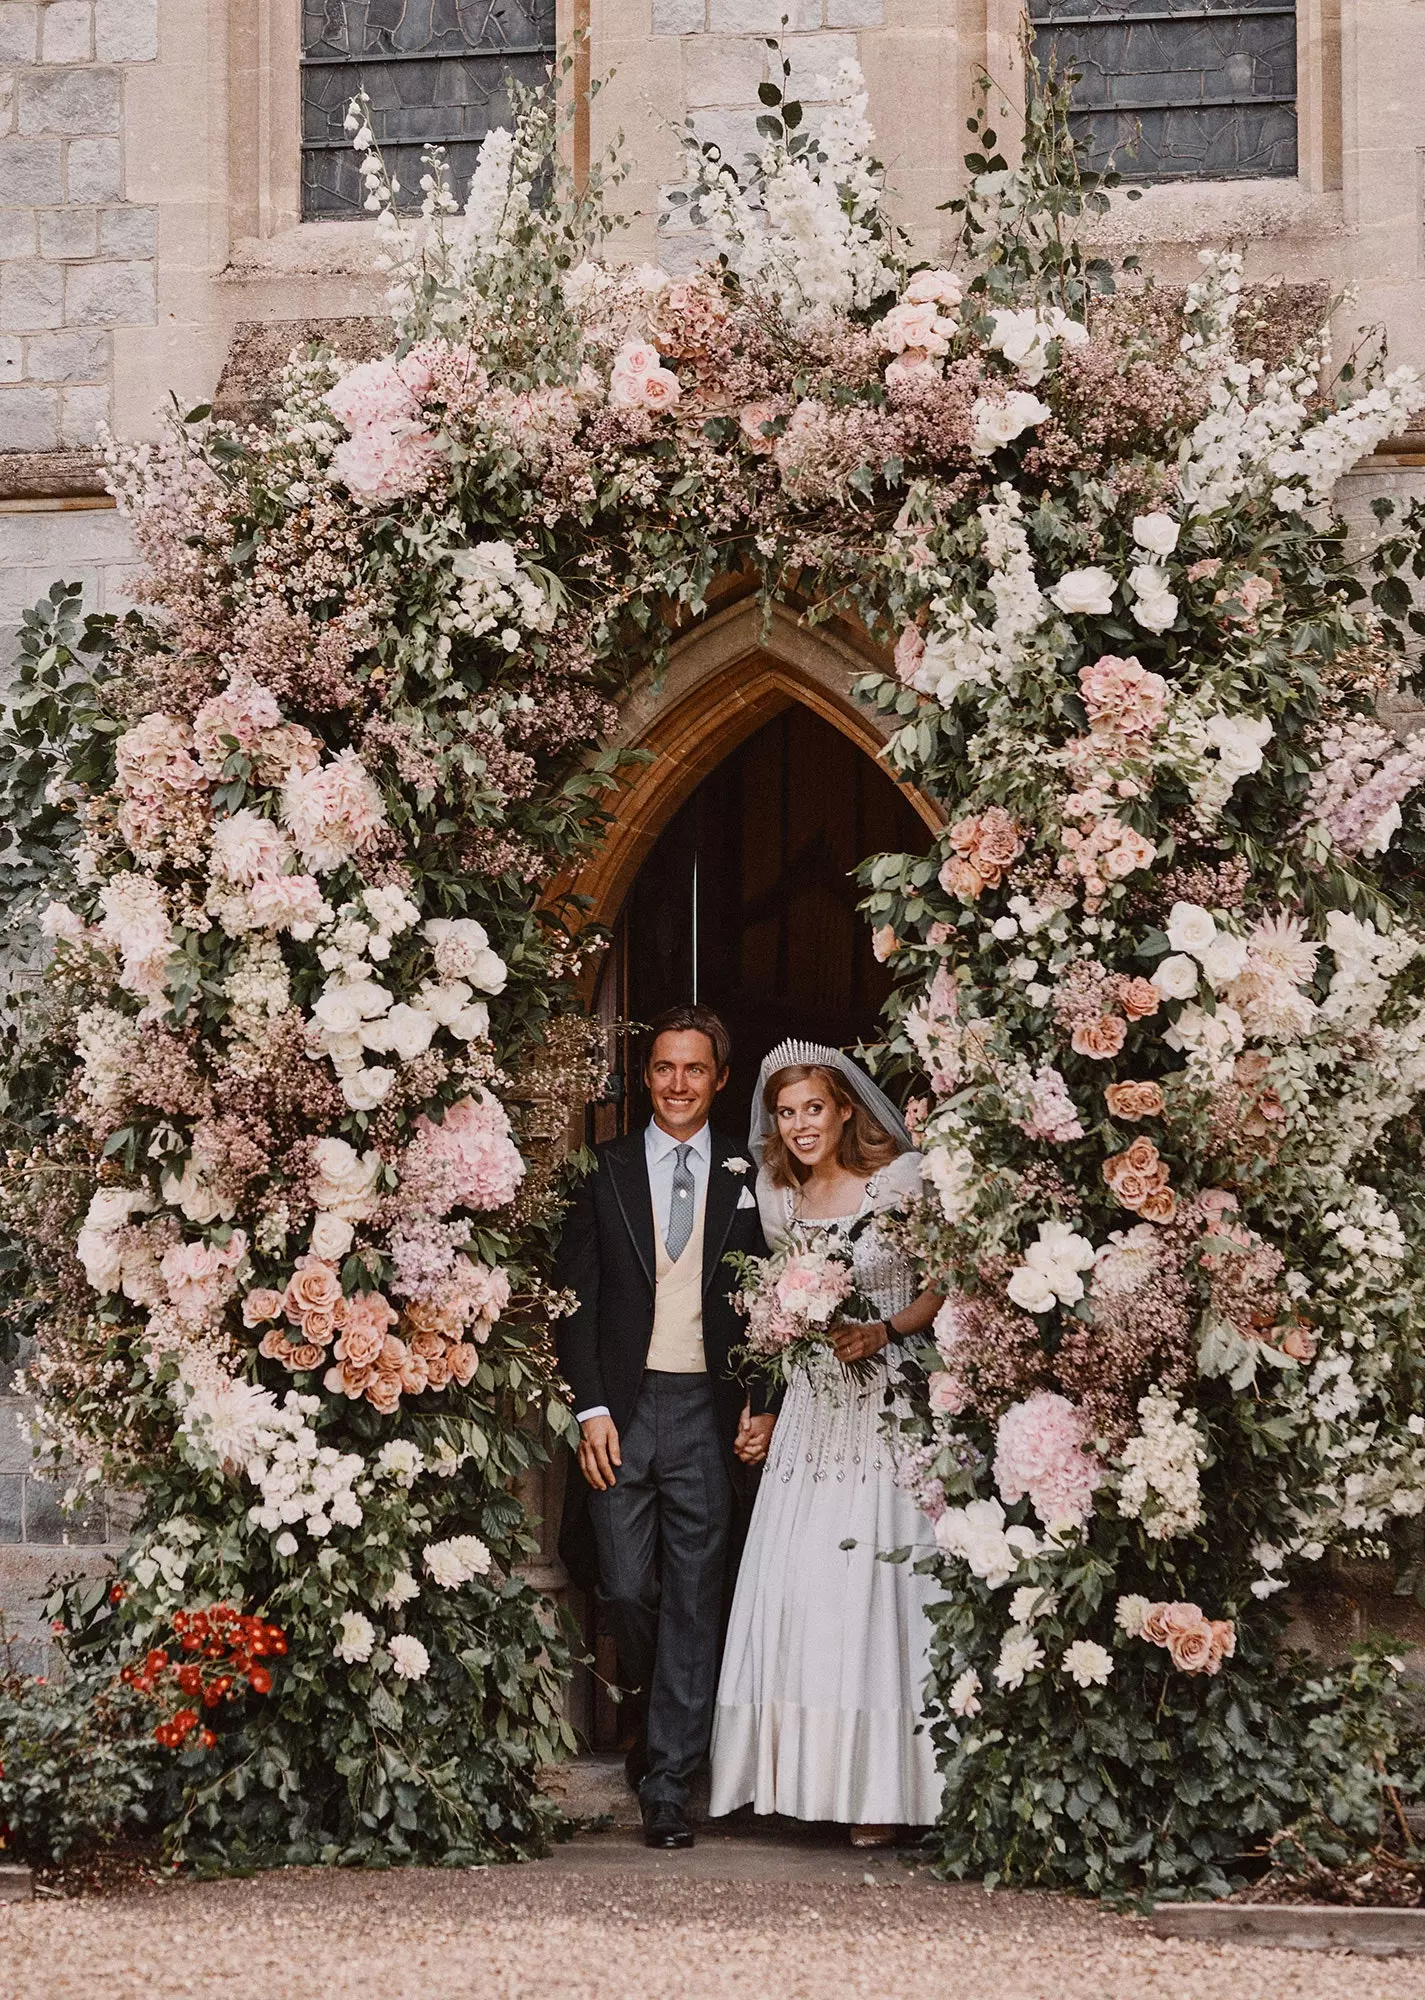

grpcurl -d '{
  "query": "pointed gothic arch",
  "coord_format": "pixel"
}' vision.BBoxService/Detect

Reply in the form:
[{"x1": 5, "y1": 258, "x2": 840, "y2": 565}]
[{"x1": 573, "y1": 595, "x2": 942, "y2": 941}]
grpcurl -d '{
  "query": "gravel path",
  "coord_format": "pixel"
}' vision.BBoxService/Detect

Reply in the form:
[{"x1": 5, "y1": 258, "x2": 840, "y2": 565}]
[{"x1": 6, "y1": 1837, "x2": 1425, "y2": 2000}]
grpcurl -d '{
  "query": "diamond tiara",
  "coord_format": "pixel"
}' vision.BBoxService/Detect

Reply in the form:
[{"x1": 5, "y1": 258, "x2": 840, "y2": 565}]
[{"x1": 759, "y1": 1038, "x2": 844, "y2": 1078}]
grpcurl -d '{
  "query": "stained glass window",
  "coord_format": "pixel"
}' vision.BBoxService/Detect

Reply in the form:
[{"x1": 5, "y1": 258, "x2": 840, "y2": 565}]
[
  {"x1": 301, "y1": 1, "x2": 556, "y2": 220},
  {"x1": 1028, "y1": 0, "x2": 1297, "y2": 180}
]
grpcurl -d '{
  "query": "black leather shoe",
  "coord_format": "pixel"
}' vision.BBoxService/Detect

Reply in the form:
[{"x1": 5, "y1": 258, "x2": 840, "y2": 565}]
[
  {"x1": 641, "y1": 1799, "x2": 695, "y2": 1850},
  {"x1": 624, "y1": 1737, "x2": 650, "y2": 1794}
]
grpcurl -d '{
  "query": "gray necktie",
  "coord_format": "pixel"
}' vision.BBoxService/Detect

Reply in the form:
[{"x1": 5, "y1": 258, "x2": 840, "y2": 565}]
[{"x1": 665, "y1": 1142, "x2": 695, "y2": 1261}]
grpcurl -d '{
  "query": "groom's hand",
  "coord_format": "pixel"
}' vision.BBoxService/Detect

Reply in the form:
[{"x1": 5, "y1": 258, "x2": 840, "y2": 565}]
[
  {"x1": 735, "y1": 1409, "x2": 776, "y2": 1466},
  {"x1": 578, "y1": 1414, "x2": 622, "y2": 1491}
]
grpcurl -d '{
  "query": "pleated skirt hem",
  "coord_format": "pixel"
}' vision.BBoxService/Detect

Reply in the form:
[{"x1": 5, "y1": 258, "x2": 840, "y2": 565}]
[{"x1": 708, "y1": 1698, "x2": 943, "y2": 1826}]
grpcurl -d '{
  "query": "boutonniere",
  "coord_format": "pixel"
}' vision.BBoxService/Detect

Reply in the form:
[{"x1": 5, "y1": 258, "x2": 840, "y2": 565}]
[{"x1": 723, "y1": 1156, "x2": 751, "y2": 1174}]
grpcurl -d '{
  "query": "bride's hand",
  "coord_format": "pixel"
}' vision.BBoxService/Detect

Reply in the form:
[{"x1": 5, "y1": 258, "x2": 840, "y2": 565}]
[{"x1": 831, "y1": 1320, "x2": 888, "y2": 1363}]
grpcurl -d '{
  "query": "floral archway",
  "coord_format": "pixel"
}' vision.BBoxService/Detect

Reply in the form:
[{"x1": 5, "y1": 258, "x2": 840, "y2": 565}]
[{"x1": 5, "y1": 54, "x2": 1425, "y2": 1894}]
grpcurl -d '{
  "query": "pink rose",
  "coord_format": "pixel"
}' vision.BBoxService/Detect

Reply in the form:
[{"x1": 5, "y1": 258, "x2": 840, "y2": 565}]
[{"x1": 242, "y1": 1288, "x2": 285, "y2": 1327}]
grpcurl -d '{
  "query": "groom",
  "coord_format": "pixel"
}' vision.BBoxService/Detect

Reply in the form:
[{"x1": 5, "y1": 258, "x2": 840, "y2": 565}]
[{"x1": 554, "y1": 1004, "x2": 774, "y2": 1849}]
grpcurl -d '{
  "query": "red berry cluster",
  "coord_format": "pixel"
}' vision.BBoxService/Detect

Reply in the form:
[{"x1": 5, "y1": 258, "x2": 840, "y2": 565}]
[{"x1": 119, "y1": 1604, "x2": 287, "y2": 1750}]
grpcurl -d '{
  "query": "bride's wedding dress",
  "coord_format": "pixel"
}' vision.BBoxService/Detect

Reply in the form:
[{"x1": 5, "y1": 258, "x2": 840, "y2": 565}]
[{"x1": 709, "y1": 1150, "x2": 943, "y2": 1826}]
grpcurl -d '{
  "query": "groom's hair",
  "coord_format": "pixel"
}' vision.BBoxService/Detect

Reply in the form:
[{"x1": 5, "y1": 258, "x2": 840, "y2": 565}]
[{"x1": 645, "y1": 1004, "x2": 732, "y2": 1078}]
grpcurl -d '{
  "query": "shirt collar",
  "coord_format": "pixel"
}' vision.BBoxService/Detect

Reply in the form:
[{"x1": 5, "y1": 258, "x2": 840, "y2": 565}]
[{"x1": 645, "y1": 1119, "x2": 713, "y2": 1165}]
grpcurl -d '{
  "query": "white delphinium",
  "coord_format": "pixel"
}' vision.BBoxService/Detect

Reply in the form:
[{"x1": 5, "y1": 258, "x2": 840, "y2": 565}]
[
  {"x1": 387, "y1": 1634, "x2": 431, "y2": 1682},
  {"x1": 1061, "y1": 1640, "x2": 1114, "y2": 1688},
  {"x1": 1268, "y1": 367, "x2": 1425, "y2": 506},
  {"x1": 994, "y1": 1629, "x2": 1045, "y2": 1691},
  {"x1": 1117, "y1": 1389, "x2": 1207, "y2": 1540},
  {"x1": 900, "y1": 487, "x2": 1046, "y2": 710},
  {"x1": 335, "y1": 1610, "x2": 378, "y2": 1664},
  {"x1": 423, "y1": 1535, "x2": 493, "y2": 1589},
  {"x1": 985, "y1": 306, "x2": 1088, "y2": 386},
  {"x1": 240, "y1": 1392, "x2": 365, "y2": 1542}
]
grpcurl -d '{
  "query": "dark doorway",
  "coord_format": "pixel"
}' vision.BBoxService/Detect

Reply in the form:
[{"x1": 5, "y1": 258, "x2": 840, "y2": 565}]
[{"x1": 595, "y1": 703, "x2": 931, "y2": 1144}]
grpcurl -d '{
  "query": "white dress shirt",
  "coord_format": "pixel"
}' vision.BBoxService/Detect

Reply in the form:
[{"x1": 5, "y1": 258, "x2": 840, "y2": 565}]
[{"x1": 575, "y1": 1119, "x2": 713, "y2": 1425}]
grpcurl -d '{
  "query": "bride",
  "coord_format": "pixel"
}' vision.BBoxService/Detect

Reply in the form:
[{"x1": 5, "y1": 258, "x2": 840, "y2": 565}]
[{"x1": 709, "y1": 1040, "x2": 944, "y2": 1844}]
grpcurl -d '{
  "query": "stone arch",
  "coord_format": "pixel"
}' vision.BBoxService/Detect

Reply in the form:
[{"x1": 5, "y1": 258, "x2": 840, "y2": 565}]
[{"x1": 573, "y1": 593, "x2": 942, "y2": 938}]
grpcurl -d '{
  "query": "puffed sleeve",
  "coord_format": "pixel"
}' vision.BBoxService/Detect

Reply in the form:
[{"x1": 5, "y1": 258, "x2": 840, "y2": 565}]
[
  {"x1": 756, "y1": 1166, "x2": 793, "y2": 1248},
  {"x1": 869, "y1": 1147, "x2": 925, "y2": 1213}
]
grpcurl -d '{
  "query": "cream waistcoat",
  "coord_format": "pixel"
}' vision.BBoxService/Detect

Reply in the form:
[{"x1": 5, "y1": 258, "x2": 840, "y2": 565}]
[{"x1": 646, "y1": 1183, "x2": 708, "y2": 1374}]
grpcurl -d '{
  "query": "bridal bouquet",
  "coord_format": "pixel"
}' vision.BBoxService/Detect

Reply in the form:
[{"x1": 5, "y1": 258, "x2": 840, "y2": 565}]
[{"x1": 728, "y1": 1225, "x2": 879, "y2": 1391}]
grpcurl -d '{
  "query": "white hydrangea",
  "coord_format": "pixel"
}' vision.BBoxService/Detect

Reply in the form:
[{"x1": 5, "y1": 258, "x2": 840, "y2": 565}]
[
  {"x1": 1117, "y1": 1388, "x2": 1206, "y2": 1540},
  {"x1": 1006, "y1": 1220, "x2": 1095, "y2": 1314}
]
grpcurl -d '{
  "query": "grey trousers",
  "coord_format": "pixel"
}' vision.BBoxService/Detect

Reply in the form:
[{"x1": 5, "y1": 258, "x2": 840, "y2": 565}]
[{"x1": 588, "y1": 1372, "x2": 732, "y2": 1808}]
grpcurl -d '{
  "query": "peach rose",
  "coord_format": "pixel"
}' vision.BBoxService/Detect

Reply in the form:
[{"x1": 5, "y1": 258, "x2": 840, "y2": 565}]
[
  {"x1": 399, "y1": 1350, "x2": 430, "y2": 1397},
  {"x1": 1104, "y1": 1081, "x2": 1164, "y2": 1121},
  {"x1": 408, "y1": 1327, "x2": 446, "y2": 1363},
  {"x1": 1118, "y1": 978, "x2": 1161, "y2": 1022},
  {"x1": 1208, "y1": 1620, "x2": 1236, "y2": 1669},
  {"x1": 1137, "y1": 1187, "x2": 1178, "y2": 1224},
  {"x1": 377, "y1": 1333, "x2": 409, "y2": 1376},
  {"x1": 448, "y1": 1342, "x2": 479, "y2": 1386},
  {"x1": 423, "y1": 1350, "x2": 453, "y2": 1392},
  {"x1": 1140, "y1": 1602, "x2": 1177, "y2": 1647},
  {"x1": 323, "y1": 1358, "x2": 374, "y2": 1401},
  {"x1": 975, "y1": 808, "x2": 1023, "y2": 870},
  {"x1": 940, "y1": 855, "x2": 987, "y2": 902},
  {"x1": 1166, "y1": 1617, "x2": 1218, "y2": 1675},
  {"x1": 738, "y1": 400, "x2": 780, "y2": 454},
  {"x1": 299, "y1": 1304, "x2": 343, "y2": 1347},
  {"x1": 284, "y1": 1342, "x2": 323, "y2": 1372},
  {"x1": 345, "y1": 1291, "x2": 398, "y2": 1346},
  {"x1": 366, "y1": 1373, "x2": 403, "y2": 1415},
  {"x1": 336, "y1": 1320, "x2": 386, "y2": 1369},
  {"x1": 258, "y1": 1327, "x2": 295, "y2": 1361},
  {"x1": 243, "y1": 1288, "x2": 285, "y2": 1327},
  {"x1": 284, "y1": 1255, "x2": 343, "y2": 1325},
  {"x1": 1123, "y1": 1137, "x2": 1160, "y2": 1176},
  {"x1": 1072, "y1": 1014, "x2": 1128, "y2": 1060}
]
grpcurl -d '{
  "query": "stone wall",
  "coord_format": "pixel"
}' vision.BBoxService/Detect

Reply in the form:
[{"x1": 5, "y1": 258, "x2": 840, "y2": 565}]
[{"x1": 0, "y1": 0, "x2": 159, "y2": 456}]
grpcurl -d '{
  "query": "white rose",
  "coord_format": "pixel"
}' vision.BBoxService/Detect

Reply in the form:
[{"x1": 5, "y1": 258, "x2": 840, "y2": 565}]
[
  {"x1": 969, "y1": 390, "x2": 1052, "y2": 457},
  {"x1": 1132, "y1": 513, "x2": 1179, "y2": 557},
  {"x1": 162, "y1": 1156, "x2": 235, "y2": 1226},
  {"x1": 418, "y1": 980, "x2": 473, "y2": 1027},
  {"x1": 450, "y1": 1002, "x2": 491, "y2": 1042},
  {"x1": 1198, "y1": 933, "x2": 1250, "y2": 988},
  {"x1": 1007, "y1": 1266, "x2": 1057, "y2": 1314},
  {"x1": 424, "y1": 917, "x2": 500, "y2": 984},
  {"x1": 342, "y1": 1066, "x2": 395, "y2": 1111},
  {"x1": 310, "y1": 1213, "x2": 355, "y2": 1261},
  {"x1": 312, "y1": 986, "x2": 367, "y2": 1037},
  {"x1": 77, "y1": 1226, "x2": 124, "y2": 1294},
  {"x1": 1203, "y1": 711, "x2": 1273, "y2": 776},
  {"x1": 1049, "y1": 567, "x2": 1115, "y2": 617},
  {"x1": 84, "y1": 1186, "x2": 152, "y2": 1233},
  {"x1": 362, "y1": 1002, "x2": 437, "y2": 1062},
  {"x1": 1130, "y1": 584, "x2": 1178, "y2": 635},
  {"x1": 1165, "y1": 901, "x2": 1218, "y2": 957},
  {"x1": 1152, "y1": 953, "x2": 1199, "y2": 1001},
  {"x1": 310, "y1": 1137, "x2": 382, "y2": 1219},
  {"x1": 467, "y1": 948, "x2": 508, "y2": 996}
]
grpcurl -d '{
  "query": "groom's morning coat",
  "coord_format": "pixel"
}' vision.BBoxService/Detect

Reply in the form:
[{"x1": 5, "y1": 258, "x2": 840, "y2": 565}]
[{"x1": 553, "y1": 1126, "x2": 771, "y2": 1583}]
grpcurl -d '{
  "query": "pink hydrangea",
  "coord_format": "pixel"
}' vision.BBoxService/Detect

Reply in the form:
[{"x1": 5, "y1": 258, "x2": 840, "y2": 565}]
[
  {"x1": 192, "y1": 676, "x2": 283, "y2": 778},
  {"x1": 1017, "y1": 1064, "x2": 1085, "y2": 1144},
  {"x1": 97, "y1": 873, "x2": 173, "y2": 1014},
  {"x1": 773, "y1": 1250, "x2": 854, "y2": 1326},
  {"x1": 404, "y1": 1093, "x2": 526, "y2": 1215},
  {"x1": 330, "y1": 424, "x2": 445, "y2": 507},
  {"x1": 894, "y1": 625, "x2": 926, "y2": 685},
  {"x1": 115, "y1": 713, "x2": 206, "y2": 798},
  {"x1": 325, "y1": 349, "x2": 440, "y2": 432},
  {"x1": 1078, "y1": 654, "x2": 1167, "y2": 741},
  {"x1": 280, "y1": 749, "x2": 388, "y2": 874},
  {"x1": 994, "y1": 1391, "x2": 1104, "y2": 1529}
]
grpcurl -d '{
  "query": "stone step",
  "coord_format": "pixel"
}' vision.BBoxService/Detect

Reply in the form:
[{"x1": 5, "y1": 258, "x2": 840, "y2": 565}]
[
  {"x1": 538, "y1": 1754, "x2": 711, "y2": 1829},
  {"x1": 1149, "y1": 1903, "x2": 1425, "y2": 1956}
]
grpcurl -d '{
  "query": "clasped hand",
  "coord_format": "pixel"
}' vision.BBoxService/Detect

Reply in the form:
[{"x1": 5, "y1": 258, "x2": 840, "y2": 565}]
[{"x1": 830, "y1": 1319, "x2": 889, "y2": 1364}]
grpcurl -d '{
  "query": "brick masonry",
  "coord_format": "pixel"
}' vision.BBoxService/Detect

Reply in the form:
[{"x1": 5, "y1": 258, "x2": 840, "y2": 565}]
[{"x1": 0, "y1": 0, "x2": 158, "y2": 454}]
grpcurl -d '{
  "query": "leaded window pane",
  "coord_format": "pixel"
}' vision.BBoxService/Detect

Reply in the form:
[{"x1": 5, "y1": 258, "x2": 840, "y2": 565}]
[
  {"x1": 301, "y1": 2, "x2": 556, "y2": 220},
  {"x1": 1028, "y1": 0, "x2": 1297, "y2": 180}
]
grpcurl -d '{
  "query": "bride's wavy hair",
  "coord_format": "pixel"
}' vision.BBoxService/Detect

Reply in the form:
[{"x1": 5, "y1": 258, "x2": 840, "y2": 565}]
[{"x1": 760, "y1": 1063, "x2": 901, "y2": 1189}]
